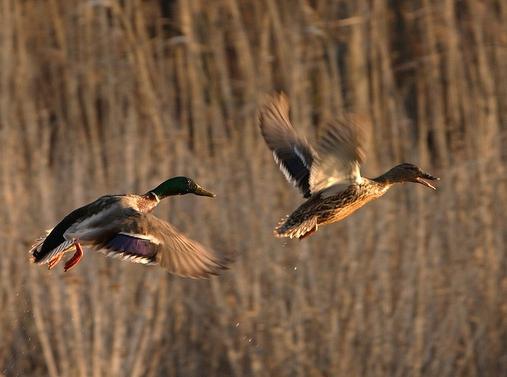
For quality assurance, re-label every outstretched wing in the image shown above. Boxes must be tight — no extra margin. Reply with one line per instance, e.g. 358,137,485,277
91,213,232,279
309,114,367,193
258,93,316,198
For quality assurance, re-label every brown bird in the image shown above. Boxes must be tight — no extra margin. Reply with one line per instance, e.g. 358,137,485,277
29,177,232,278
258,93,439,239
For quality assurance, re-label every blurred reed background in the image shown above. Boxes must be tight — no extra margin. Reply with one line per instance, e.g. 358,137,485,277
0,0,506,376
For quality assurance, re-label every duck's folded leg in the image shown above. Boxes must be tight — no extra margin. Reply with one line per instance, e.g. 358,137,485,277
64,242,84,272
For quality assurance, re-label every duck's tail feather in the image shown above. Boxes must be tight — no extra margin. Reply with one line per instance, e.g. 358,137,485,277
274,215,318,239
28,229,52,261
29,229,74,264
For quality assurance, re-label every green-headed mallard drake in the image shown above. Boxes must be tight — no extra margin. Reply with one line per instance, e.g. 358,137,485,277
259,93,439,239
29,177,231,278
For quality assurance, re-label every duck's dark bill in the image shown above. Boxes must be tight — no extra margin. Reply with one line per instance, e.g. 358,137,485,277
415,175,439,190
194,186,215,197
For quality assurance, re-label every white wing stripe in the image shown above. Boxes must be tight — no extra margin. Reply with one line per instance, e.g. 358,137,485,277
96,248,155,265
118,232,161,244
294,146,310,168
272,151,298,186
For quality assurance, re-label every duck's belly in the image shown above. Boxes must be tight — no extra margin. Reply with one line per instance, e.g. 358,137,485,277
313,184,387,226
318,196,376,225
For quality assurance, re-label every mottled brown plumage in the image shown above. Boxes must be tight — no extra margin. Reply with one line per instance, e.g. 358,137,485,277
259,93,439,239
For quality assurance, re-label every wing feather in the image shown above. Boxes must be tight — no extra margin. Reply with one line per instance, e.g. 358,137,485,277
310,114,368,193
259,93,316,198
90,213,232,279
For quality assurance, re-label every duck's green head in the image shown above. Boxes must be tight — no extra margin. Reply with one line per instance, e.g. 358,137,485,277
146,177,215,200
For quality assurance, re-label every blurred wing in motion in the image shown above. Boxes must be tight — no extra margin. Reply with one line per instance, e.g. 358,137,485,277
92,213,232,278
310,115,367,194
259,93,316,198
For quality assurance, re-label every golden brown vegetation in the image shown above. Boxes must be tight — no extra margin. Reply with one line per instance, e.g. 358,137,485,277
0,0,506,376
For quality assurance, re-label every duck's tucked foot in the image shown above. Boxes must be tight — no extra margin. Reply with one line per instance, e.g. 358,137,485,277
48,254,63,270
64,242,84,272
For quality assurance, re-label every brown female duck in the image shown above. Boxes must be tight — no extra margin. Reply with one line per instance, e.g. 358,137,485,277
259,93,439,239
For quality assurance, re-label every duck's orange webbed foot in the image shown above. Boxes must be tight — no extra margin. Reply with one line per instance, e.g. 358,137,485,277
64,242,84,272
48,254,63,270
